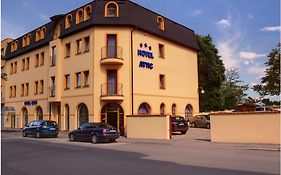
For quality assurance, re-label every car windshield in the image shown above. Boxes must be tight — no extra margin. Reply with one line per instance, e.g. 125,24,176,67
96,123,113,128
43,121,57,126
172,116,185,122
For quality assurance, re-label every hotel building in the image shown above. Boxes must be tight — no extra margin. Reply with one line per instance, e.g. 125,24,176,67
3,0,199,135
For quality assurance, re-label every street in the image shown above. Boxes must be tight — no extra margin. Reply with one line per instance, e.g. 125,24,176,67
1,128,280,175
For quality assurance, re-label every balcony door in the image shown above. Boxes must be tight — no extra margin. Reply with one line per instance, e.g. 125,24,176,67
107,70,117,95
107,34,117,58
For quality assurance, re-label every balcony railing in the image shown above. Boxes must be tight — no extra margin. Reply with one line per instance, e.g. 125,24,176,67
49,86,56,97
101,46,123,60
50,55,56,67
101,83,123,97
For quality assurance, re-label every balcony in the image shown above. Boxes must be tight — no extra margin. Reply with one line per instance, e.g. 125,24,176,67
100,83,124,101
100,46,123,65
49,86,56,97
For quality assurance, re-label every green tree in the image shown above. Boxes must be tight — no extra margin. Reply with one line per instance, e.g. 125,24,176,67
253,43,280,96
221,68,248,109
196,34,226,112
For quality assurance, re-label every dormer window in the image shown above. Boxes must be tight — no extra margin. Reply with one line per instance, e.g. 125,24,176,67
84,5,92,21
11,40,18,52
22,36,27,47
76,9,84,24
36,29,41,41
65,14,72,29
157,16,165,30
105,2,119,17
26,34,31,45
41,27,46,39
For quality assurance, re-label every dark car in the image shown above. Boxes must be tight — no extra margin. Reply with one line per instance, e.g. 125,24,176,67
68,122,120,144
171,116,188,134
191,115,210,129
22,120,59,138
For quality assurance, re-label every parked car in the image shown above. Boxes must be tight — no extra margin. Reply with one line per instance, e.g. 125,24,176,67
171,116,188,134
22,120,59,138
191,115,210,129
68,122,120,144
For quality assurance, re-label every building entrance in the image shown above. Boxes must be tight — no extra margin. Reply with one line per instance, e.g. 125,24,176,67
101,103,124,136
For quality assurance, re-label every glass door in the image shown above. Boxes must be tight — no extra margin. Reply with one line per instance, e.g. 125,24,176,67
107,70,117,95
107,34,117,58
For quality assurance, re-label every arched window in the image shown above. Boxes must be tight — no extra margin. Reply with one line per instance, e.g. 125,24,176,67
172,104,176,115
22,107,28,127
157,16,165,30
138,103,151,115
185,104,193,120
36,29,41,41
65,14,72,29
105,2,119,17
13,40,18,51
160,103,165,115
84,5,92,21
41,27,46,39
22,36,27,47
77,103,88,126
26,34,31,46
35,106,43,120
76,9,84,24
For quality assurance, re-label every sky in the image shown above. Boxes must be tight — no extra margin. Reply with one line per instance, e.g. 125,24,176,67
1,0,280,100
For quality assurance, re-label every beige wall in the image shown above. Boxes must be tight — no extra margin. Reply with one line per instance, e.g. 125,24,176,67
127,116,170,139
210,112,280,144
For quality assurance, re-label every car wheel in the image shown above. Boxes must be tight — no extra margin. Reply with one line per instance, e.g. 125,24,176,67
54,134,58,138
206,124,210,129
181,131,187,135
22,131,27,137
91,135,98,144
69,134,75,142
109,139,116,143
192,122,196,128
36,131,41,138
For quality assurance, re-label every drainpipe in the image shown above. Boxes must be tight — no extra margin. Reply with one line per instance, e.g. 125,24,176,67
130,27,136,115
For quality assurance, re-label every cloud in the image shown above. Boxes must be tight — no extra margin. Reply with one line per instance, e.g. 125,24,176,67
1,19,25,39
239,52,266,60
248,14,254,19
248,64,266,78
216,19,231,28
191,9,202,16
217,41,240,69
261,26,281,32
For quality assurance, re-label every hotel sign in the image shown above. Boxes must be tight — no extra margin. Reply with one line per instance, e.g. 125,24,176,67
137,43,154,70
24,100,38,106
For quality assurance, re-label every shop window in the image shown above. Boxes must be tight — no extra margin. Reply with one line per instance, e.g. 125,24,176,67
76,39,82,54
84,36,90,52
65,43,71,58
157,16,165,30
40,52,45,66
159,74,166,89
65,74,70,90
159,44,165,58
105,2,119,17
172,104,176,115
76,9,84,24
65,14,72,29
83,71,89,87
160,103,165,115
35,54,39,67
138,103,151,115
76,72,82,88
84,5,92,20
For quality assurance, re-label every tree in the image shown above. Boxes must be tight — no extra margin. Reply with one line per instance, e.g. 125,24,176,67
196,34,226,112
221,68,248,109
1,72,7,81
253,43,280,96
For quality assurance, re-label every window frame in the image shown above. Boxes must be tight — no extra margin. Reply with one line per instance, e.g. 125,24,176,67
159,74,166,89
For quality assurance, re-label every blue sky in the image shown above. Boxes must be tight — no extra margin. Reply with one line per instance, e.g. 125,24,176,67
1,0,280,100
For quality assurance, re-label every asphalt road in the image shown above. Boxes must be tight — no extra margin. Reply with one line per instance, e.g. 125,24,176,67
2,129,280,175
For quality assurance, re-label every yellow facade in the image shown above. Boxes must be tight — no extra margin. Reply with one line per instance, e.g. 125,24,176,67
2,1,199,136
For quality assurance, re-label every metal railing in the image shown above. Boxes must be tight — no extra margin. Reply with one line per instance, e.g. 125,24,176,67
50,55,56,67
101,46,123,60
101,83,123,97
49,86,56,97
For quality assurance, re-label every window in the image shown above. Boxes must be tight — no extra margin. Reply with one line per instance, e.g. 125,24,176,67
76,9,84,24
159,44,165,58
14,62,17,73
9,86,12,98
21,84,25,96
25,83,29,96
76,72,82,88
138,103,151,115
41,27,46,39
157,16,165,30
36,29,41,41
84,36,90,52
26,57,30,70
50,76,56,97
34,81,38,95
35,54,39,67
76,39,82,54
83,71,89,87
26,34,31,45
172,104,176,115
65,43,71,58
39,80,44,94
40,52,45,66
84,5,92,20
10,63,13,74
160,103,165,115
51,46,56,66
22,36,26,47
1,48,4,56
13,85,16,97
65,14,72,29
105,2,119,17
65,74,70,90
159,74,166,89
22,59,26,71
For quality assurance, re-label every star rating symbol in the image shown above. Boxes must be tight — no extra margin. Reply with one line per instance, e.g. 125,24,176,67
139,43,152,50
